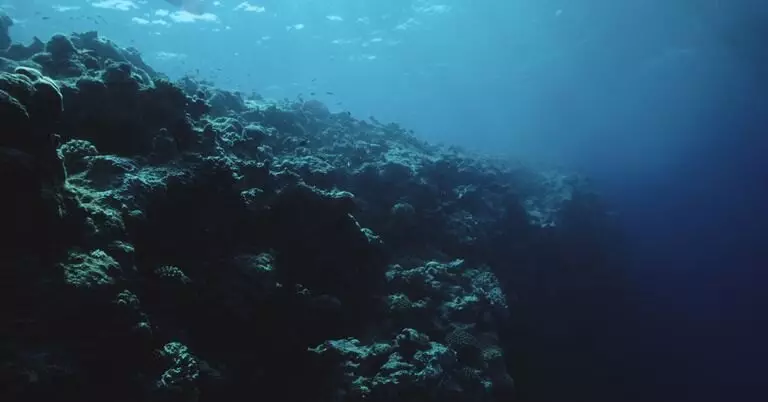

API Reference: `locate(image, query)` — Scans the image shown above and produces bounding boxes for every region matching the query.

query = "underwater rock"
[0,29,629,402]
[0,10,11,51]
[0,67,66,265]
[1,37,45,64]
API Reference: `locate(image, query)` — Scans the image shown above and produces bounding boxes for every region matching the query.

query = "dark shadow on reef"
[0,11,640,402]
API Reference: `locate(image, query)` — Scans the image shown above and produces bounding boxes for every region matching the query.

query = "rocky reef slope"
[0,17,632,402]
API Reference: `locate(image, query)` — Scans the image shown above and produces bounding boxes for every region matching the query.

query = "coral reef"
[0,27,630,402]
[0,11,11,51]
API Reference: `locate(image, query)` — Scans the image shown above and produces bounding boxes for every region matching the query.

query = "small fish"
[325,91,334,95]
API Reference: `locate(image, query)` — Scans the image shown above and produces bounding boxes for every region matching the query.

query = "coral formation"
[0,27,629,402]
[0,11,11,51]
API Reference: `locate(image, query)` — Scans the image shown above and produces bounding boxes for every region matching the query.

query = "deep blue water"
[3,0,767,399]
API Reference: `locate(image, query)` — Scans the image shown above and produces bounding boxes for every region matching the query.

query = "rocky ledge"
[0,16,630,402]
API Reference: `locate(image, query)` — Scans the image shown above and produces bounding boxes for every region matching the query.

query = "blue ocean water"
[3,0,766,399]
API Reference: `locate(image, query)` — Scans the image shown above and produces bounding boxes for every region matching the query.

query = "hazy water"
[3,0,767,399]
